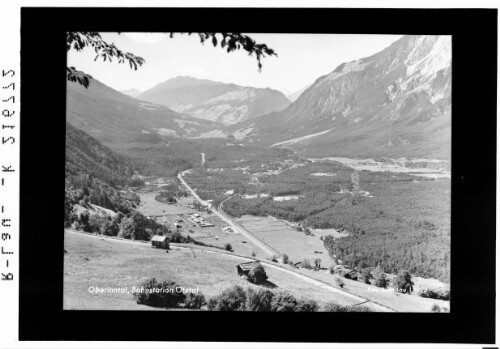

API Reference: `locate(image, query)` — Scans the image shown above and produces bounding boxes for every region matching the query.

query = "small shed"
[151,235,169,249]
[337,268,358,280]
[236,261,262,278]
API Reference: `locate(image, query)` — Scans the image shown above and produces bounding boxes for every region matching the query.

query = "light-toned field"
[136,193,195,216]
[236,215,329,263]
[64,231,362,310]
[179,214,264,258]
[135,193,265,258]
[74,203,117,218]
[310,228,349,239]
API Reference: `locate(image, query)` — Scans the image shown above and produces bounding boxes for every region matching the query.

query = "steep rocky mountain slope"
[229,35,451,160]
[137,76,291,126]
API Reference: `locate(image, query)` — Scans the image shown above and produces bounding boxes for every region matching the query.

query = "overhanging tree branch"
[67,32,277,88]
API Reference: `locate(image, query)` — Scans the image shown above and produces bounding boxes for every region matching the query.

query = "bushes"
[418,287,450,300]
[302,259,313,270]
[296,298,319,312]
[224,243,234,252]
[392,270,414,294]
[282,254,289,264]
[168,232,184,243]
[72,206,165,241]
[133,278,186,308]
[431,304,449,312]
[248,264,268,284]
[373,267,389,288]
[184,292,206,309]
[270,290,299,312]
[323,302,350,312]
[314,258,322,269]
[323,302,373,312]
[168,231,225,251]
[155,191,177,204]
[207,285,247,311]
[336,277,345,288]
[245,287,274,312]
[360,268,372,284]
[133,281,370,312]
[207,286,323,312]
[133,278,207,309]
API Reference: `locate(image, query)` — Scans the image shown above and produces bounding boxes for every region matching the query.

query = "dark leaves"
[67,31,277,89]
[170,32,277,72]
[66,32,146,87]
[66,67,92,89]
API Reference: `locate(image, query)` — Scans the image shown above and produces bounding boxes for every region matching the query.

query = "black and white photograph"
[64,32,451,313]
[10,4,497,346]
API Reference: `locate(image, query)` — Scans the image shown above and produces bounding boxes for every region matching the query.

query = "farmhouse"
[151,235,169,249]
[236,261,263,279]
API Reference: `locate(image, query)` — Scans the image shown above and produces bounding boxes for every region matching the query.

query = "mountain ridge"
[137,76,291,126]
[227,35,451,160]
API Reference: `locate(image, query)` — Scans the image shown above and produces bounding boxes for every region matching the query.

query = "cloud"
[123,33,167,44]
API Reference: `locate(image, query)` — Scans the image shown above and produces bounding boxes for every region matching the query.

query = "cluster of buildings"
[186,213,214,228]
[222,226,234,233]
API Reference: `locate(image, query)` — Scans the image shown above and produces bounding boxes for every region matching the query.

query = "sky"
[68,33,403,95]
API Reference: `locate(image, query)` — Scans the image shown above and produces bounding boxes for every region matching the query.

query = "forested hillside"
[66,122,141,186]
[65,122,143,214]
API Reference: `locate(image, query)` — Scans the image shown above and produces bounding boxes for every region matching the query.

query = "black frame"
[20,7,497,343]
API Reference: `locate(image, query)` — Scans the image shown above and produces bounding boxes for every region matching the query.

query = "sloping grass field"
[64,231,362,310]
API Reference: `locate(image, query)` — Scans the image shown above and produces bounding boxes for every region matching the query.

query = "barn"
[151,235,169,249]
[336,268,358,280]
[236,261,263,279]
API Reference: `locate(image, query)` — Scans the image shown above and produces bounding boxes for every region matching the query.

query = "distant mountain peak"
[119,88,142,98]
[137,77,290,125]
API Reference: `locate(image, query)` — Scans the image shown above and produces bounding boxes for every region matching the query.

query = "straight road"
[177,170,281,258]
